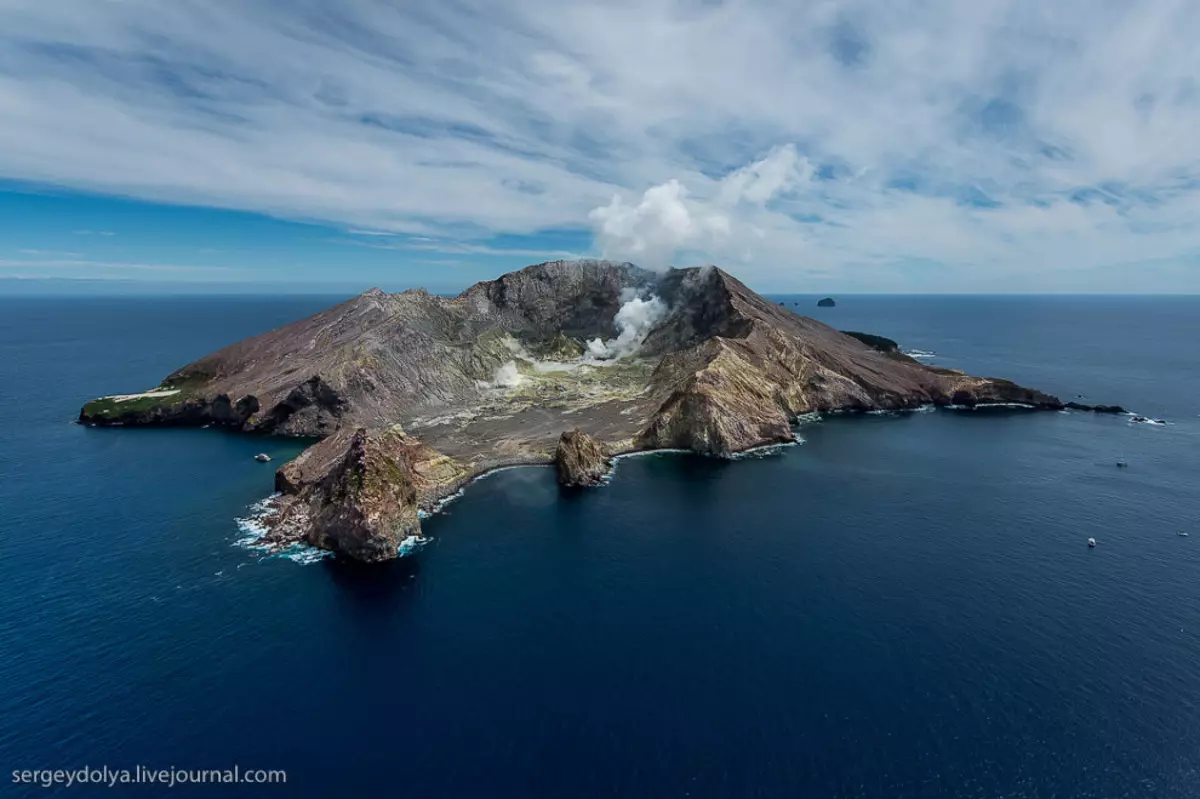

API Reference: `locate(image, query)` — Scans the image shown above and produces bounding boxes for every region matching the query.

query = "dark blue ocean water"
[1,294,1198,798]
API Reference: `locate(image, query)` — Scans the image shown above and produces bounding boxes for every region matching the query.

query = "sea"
[1,293,1197,798]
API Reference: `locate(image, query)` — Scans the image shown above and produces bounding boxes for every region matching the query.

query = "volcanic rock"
[1064,402,1128,414]
[554,429,613,487]
[80,260,1073,561]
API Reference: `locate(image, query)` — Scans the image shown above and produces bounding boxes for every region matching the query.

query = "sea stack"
[284,427,423,562]
[817,297,836,307]
[79,259,1068,562]
[554,429,613,487]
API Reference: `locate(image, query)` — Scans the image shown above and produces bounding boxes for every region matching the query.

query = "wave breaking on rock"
[80,259,1087,563]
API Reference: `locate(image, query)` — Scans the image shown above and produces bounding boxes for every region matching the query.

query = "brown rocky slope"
[555,429,614,487]
[80,260,1071,561]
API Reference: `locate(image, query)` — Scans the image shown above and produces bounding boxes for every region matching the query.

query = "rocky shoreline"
[80,260,1114,563]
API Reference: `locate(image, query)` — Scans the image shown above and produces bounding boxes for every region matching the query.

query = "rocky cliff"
[81,260,1068,561]
[555,430,613,487]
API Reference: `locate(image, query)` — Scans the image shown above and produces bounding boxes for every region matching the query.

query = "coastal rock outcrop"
[817,297,836,307]
[638,339,795,454]
[79,391,260,428]
[554,429,613,487]
[267,425,468,558]
[842,331,901,355]
[80,259,1083,562]
[297,426,421,562]
[255,375,348,435]
[1065,402,1128,414]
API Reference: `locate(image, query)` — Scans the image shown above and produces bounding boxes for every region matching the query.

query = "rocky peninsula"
[81,260,1077,562]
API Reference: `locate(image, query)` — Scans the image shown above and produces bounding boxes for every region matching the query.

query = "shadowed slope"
[79,260,1064,561]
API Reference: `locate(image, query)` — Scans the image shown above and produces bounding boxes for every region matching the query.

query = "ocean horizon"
[3,292,1198,797]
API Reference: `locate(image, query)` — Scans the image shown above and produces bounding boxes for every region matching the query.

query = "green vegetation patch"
[159,370,213,394]
[82,393,179,419]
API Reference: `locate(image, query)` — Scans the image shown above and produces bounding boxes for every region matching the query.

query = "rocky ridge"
[81,260,1077,562]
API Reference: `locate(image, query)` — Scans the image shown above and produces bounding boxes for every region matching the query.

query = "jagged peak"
[456,258,649,298]
[521,258,638,271]
[82,255,1072,563]
[453,260,748,304]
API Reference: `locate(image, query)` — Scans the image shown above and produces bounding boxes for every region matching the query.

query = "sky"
[1,0,1199,294]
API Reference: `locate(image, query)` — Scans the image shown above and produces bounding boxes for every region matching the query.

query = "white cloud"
[591,145,814,270]
[589,180,728,270]
[719,145,813,206]
[1,1,1199,289]
[337,237,582,260]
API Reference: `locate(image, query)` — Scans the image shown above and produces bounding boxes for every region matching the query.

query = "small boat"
[1087,538,1097,548]
[254,453,271,463]
[1116,460,1129,468]
[1178,531,1189,537]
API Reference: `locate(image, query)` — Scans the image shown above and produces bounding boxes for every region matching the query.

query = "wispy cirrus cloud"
[1,1,1199,289]
[19,248,82,257]
[337,237,582,260]
[0,257,230,273]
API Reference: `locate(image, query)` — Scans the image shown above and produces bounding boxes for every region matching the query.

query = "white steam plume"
[490,361,525,388]
[586,291,669,360]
